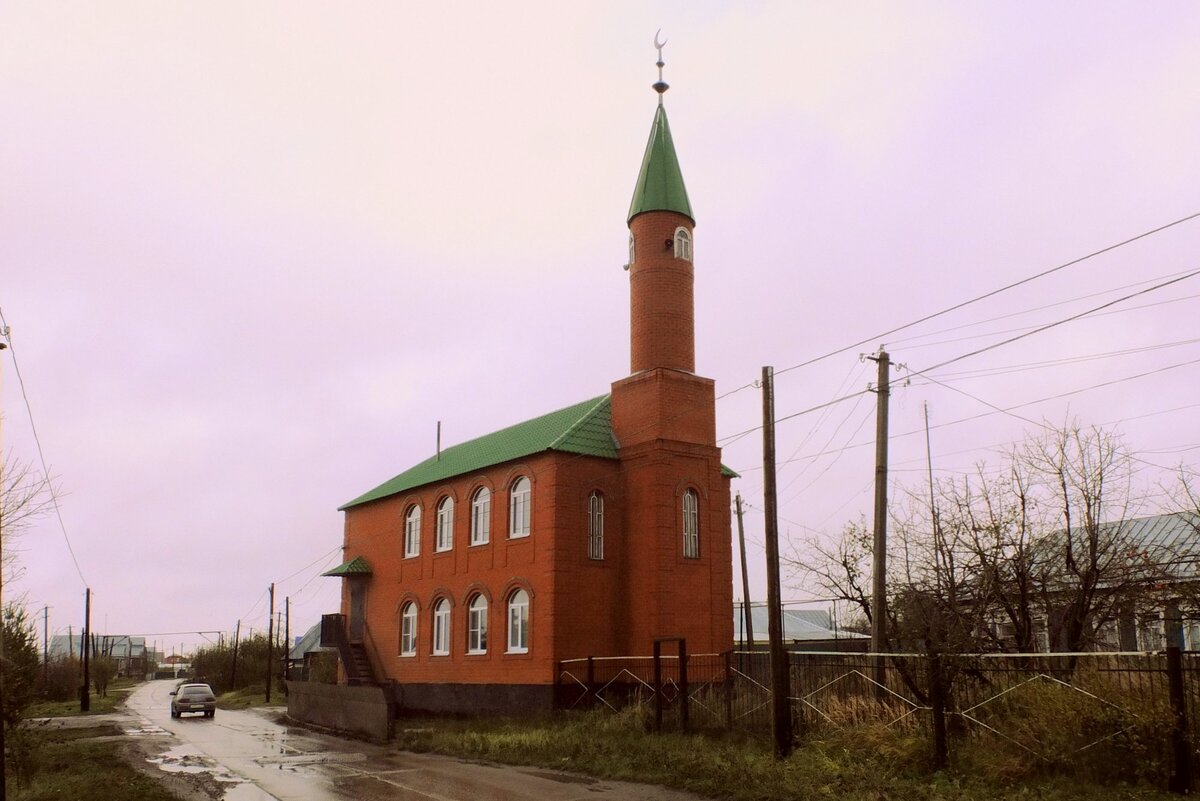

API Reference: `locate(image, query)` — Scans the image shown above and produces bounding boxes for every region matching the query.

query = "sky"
[3,3,1200,655]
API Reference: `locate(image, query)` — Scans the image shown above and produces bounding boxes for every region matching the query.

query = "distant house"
[46,634,149,676]
[287,623,335,681]
[734,603,869,652]
[978,512,1200,653]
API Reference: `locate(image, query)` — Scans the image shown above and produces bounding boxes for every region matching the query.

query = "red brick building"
[325,81,733,712]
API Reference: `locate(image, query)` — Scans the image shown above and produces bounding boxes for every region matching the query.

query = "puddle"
[256,753,367,768]
[148,744,244,784]
[222,783,281,801]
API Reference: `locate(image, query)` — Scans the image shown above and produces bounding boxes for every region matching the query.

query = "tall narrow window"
[435,496,454,552]
[468,595,488,654]
[628,232,635,266]
[507,589,529,653]
[432,599,450,655]
[400,602,417,656]
[471,487,491,545]
[673,227,692,261]
[404,505,421,558]
[510,476,531,538]
[682,489,700,559]
[587,492,604,560]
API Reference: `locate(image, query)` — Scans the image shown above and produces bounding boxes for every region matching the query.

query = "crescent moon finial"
[652,29,669,100]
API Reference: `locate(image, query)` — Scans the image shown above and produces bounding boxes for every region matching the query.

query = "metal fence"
[557,647,1198,790]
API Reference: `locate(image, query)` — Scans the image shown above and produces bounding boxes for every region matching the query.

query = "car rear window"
[180,685,214,698]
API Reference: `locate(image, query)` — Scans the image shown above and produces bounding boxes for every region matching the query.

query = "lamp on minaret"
[625,30,695,375]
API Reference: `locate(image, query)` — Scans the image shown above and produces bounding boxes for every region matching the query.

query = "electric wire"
[902,269,1200,380]
[0,307,89,588]
[770,211,1200,379]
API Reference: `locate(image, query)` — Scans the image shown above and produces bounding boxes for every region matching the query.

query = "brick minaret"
[611,57,732,655]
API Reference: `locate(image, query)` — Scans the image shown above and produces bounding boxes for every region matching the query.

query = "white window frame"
[400,602,417,656]
[683,489,700,559]
[507,589,529,653]
[628,232,635,266]
[673,226,692,261]
[404,505,421,558]
[471,487,491,545]
[435,496,454,552]
[509,477,531,538]
[588,491,604,560]
[432,599,450,656]
[467,595,488,654]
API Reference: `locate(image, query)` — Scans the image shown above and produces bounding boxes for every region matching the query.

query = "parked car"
[169,683,217,718]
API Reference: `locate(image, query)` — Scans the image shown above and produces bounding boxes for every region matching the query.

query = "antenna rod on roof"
[436,421,442,461]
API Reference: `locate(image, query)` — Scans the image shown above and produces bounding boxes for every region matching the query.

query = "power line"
[0,307,89,588]
[903,269,1200,380]
[895,292,1200,353]
[770,211,1200,379]
[886,267,1200,347]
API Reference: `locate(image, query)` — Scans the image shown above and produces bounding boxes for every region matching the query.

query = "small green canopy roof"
[322,556,372,577]
[627,104,693,224]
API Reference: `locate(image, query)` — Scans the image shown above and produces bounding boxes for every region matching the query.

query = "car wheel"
[207,711,215,718]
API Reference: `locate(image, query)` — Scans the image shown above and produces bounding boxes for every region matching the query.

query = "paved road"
[124,680,702,801]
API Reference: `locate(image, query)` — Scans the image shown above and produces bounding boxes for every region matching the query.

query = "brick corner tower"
[611,43,733,655]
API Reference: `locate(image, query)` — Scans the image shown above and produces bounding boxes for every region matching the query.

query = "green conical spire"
[627,104,693,224]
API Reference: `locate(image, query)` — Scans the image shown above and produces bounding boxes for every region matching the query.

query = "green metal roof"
[340,396,618,510]
[627,104,693,224]
[322,556,372,577]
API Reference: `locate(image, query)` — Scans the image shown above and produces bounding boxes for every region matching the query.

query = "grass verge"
[217,683,285,710]
[24,678,137,718]
[4,724,183,801]
[393,707,1176,801]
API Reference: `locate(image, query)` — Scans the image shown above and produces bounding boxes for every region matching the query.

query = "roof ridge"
[548,394,612,451]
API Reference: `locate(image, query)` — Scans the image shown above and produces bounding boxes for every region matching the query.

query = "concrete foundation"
[286,681,392,741]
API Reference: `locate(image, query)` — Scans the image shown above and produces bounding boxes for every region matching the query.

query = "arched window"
[628,232,635,266]
[432,598,450,656]
[673,227,692,261]
[588,491,604,560]
[507,589,529,653]
[399,602,417,656]
[467,594,488,654]
[435,496,454,552]
[404,505,421,558]
[510,476,531,538]
[682,489,700,558]
[471,487,491,545]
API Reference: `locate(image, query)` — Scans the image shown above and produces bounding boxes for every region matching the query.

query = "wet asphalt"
[124,679,702,801]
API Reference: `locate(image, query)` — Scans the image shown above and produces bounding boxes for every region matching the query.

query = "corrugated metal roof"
[340,396,618,510]
[627,104,693,223]
[733,603,868,643]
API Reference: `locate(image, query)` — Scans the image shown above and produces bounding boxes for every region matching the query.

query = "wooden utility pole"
[265,583,275,703]
[229,620,241,690]
[283,596,290,693]
[735,493,754,652]
[1,337,9,801]
[868,350,891,687]
[81,587,91,711]
[761,366,793,757]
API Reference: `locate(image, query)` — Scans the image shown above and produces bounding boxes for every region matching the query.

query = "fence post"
[724,651,734,730]
[1167,645,1193,794]
[929,651,948,770]
[653,640,663,733]
[586,656,595,709]
[680,639,689,733]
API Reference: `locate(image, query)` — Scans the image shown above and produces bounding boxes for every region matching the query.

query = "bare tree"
[1,451,57,580]
[793,422,1163,656]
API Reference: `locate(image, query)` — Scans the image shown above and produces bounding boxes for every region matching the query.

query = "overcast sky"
[3,3,1200,654]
